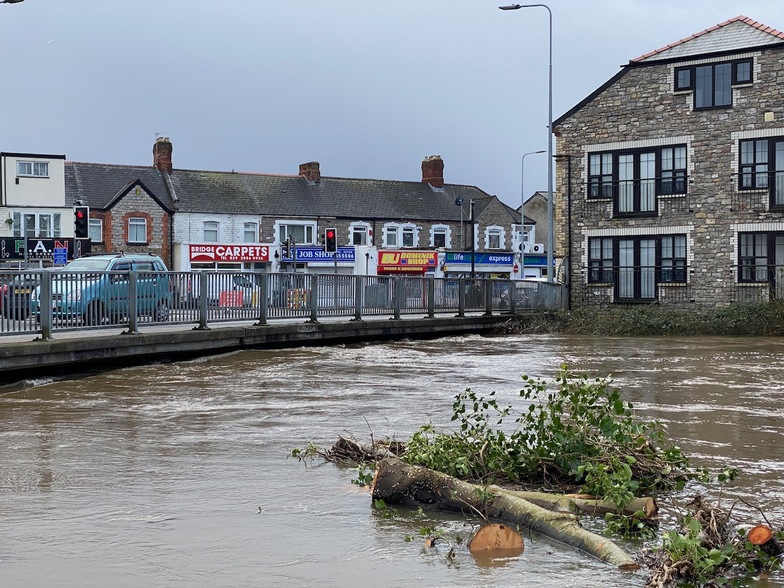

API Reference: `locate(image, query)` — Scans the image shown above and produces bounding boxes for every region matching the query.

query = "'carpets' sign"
[190,244,270,262]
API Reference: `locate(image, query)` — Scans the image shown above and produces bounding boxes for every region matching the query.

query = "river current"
[1,334,783,587]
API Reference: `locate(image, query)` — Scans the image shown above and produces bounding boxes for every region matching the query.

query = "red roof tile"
[631,15,784,63]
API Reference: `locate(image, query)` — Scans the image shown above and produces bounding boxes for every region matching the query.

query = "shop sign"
[294,246,355,263]
[189,243,270,262]
[523,255,547,266]
[445,252,513,265]
[0,237,90,261]
[378,250,437,272]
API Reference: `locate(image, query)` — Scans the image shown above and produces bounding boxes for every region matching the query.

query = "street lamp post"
[499,3,554,283]
[520,150,545,278]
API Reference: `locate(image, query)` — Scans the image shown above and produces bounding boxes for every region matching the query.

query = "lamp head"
[498,4,522,9]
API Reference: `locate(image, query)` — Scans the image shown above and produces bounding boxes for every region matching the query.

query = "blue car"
[31,254,172,325]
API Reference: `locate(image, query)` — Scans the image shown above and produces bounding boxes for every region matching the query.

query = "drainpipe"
[162,169,179,270]
[567,154,573,310]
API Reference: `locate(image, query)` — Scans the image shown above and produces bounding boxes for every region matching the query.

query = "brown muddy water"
[1,334,783,587]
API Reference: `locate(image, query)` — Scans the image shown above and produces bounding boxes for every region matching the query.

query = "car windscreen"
[63,258,112,272]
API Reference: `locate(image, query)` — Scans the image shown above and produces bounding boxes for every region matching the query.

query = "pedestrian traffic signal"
[281,239,289,259]
[324,227,337,253]
[74,206,89,239]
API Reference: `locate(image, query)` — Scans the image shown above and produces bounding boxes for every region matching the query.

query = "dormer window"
[674,58,753,109]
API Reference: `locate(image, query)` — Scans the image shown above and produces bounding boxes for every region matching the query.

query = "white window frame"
[430,224,451,249]
[88,218,103,242]
[485,225,506,250]
[16,161,49,178]
[202,221,219,242]
[274,220,317,245]
[349,221,371,246]
[243,222,258,243]
[382,222,418,248]
[382,223,399,248]
[128,217,147,243]
[401,225,417,248]
[13,212,61,238]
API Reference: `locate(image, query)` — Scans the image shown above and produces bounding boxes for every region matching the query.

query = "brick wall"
[109,187,171,264]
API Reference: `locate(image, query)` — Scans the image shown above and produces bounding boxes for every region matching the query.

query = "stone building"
[553,15,784,309]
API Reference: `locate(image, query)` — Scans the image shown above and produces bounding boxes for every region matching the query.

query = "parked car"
[1,273,41,320]
[30,254,172,325]
[189,272,263,308]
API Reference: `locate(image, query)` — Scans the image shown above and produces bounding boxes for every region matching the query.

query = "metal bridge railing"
[0,270,565,339]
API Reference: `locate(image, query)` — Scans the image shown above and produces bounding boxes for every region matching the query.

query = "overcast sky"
[3,0,784,209]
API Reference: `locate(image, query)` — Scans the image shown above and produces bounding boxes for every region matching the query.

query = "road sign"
[53,247,68,265]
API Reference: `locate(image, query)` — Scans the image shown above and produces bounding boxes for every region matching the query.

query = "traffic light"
[324,227,337,253]
[74,206,89,239]
[281,239,289,259]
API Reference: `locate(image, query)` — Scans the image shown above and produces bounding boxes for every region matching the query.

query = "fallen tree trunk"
[492,487,658,519]
[372,457,639,571]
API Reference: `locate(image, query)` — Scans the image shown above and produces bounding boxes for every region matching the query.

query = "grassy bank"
[501,302,784,337]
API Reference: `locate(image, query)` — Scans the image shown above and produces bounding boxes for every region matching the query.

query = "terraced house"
[554,16,784,309]
[65,138,530,279]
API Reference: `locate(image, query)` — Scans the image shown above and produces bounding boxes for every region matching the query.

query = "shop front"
[0,237,91,269]
[442,252,515,279]
[180,243,271,272]
[376,250,438,276]
[292,246,356,275]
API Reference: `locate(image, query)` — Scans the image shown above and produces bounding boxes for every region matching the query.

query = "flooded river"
[1,334,784,587]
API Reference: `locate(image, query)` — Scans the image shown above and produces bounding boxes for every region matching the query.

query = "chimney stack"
[153,137,173,174]
[421,155,444,189]
[299,161,321,185]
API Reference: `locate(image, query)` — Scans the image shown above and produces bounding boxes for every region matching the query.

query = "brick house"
[554,15,784,309]
[65,142,176,264]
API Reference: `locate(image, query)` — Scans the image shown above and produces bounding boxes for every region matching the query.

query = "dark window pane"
[715,63,732,106]
[675,68,691,90]
[695,65,712,108]
[735,60,752,83]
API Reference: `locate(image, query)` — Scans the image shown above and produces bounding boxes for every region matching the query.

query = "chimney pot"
[421,155,444,189]
[153,137,173,174]
[299,161,321,185]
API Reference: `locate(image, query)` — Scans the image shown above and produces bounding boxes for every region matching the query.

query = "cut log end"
[749,524,774,545]
[469,523,524,554]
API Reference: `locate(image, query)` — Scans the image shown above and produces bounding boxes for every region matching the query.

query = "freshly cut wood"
[748,524,774,545]
[371,457,639,571]
[468,523,524,554]
[327,436,402,463]
[492,487,658,519]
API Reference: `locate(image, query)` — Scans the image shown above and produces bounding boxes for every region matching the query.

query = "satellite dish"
[455,197,464,206]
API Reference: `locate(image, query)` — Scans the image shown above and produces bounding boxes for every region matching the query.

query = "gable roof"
[66,162,493,223]
[66,162,175,211]
[471,195,522,225]
[632,16,784,63]
[554,16,784,128]
[104,178,173,212]
[169,169,490,221]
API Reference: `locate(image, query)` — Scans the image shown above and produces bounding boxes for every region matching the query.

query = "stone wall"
[554,46,784,309]
[109,187,171,265]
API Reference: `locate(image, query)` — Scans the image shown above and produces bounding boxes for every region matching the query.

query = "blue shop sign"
[294,246,356,263]
[445,252,513,265]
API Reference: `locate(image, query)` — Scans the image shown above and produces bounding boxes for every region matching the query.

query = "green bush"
[403,365,695,506]
[506,302,784,336]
